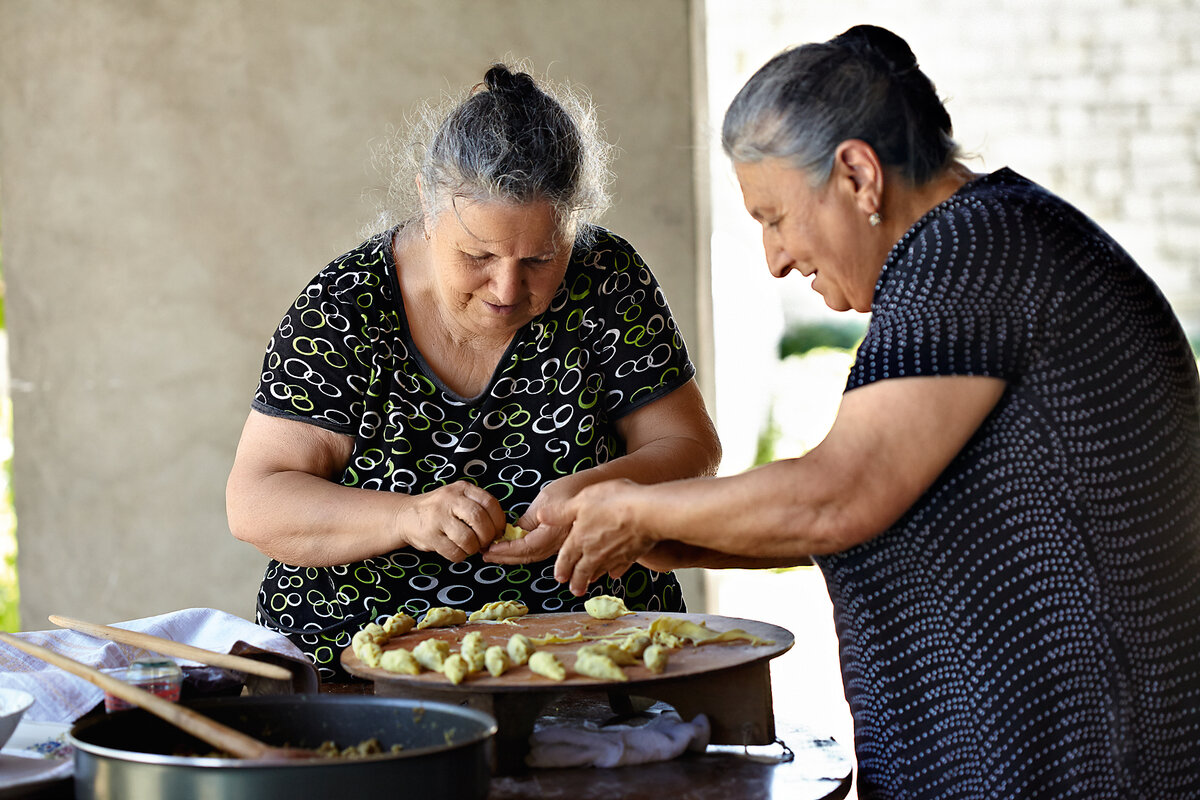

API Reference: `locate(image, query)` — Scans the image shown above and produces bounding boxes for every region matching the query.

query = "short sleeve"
[577,230,696,418]
[848,198,1055,391]
[252,241,393,434]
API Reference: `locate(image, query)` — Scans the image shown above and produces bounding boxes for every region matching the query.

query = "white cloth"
[0,607,315,723]
[526,711,711,768]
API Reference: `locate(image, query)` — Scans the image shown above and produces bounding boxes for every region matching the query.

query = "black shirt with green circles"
[250,226,695,679]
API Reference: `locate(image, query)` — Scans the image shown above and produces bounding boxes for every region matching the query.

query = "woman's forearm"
[638,540,812,571]
[628,458,864,560]
[227,467,412,566]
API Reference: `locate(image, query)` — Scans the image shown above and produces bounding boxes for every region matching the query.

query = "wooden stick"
[0,631,312,760]
[48,615,292,682]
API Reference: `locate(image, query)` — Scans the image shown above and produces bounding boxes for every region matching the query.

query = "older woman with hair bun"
[550,26,1200,798]
[226,63,721,680]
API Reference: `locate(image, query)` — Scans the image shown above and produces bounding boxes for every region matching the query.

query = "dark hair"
[370,62,612,244]
[721,25,958,186]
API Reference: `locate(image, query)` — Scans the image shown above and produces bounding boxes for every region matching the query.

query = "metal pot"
[69,695,496,799]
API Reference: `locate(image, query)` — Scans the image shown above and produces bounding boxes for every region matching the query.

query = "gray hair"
[722,25,959,187]
[368,62,613,246]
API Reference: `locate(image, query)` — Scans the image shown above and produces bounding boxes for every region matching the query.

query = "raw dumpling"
[460,632,487,673]
[380,647,421,675]
[417,607,468,630]
[412,638,451,672]
[359,622,386,643]
[506,634,534,666]
[618,631,652,659]
[575,646,627,682]
[584,595,633,620]
[468,600,529,623]
[484,645,511,677]
[443,654,469,685]
[357,640,383,668]
[528,651,566,681]
[649,616,772,647]
[580,642,638,666]
[643,644,670,674]
[382,612,416,637]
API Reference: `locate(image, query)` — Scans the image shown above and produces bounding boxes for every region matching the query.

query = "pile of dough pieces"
[350,595,768,686]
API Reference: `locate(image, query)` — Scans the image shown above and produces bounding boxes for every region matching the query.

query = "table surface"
[30,681,853,800]
[326,681,854,800]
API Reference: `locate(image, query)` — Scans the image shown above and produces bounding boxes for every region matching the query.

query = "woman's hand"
[402,481,506,562]
[483,473,586,564]
[547,479,657,596]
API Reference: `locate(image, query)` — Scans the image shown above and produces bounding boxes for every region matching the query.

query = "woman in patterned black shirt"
[552,26,1200,800]
[226,63,720,679]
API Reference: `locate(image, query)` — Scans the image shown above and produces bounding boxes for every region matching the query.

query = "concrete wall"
[0,0,710,626]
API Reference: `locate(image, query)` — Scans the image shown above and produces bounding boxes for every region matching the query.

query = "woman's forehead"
[437,198,566,249]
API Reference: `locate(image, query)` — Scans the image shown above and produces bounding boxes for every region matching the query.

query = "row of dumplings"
[350,599,670,684]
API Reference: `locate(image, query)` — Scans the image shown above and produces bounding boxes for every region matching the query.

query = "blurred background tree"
[0,207,16,633]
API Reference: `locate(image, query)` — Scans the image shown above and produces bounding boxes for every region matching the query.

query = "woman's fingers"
[484,524,567,564]
[553,533,583,590]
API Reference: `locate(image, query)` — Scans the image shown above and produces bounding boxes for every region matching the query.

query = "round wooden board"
[341,612,794,691]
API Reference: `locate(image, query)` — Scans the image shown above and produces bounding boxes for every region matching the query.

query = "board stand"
[371,656,778,774]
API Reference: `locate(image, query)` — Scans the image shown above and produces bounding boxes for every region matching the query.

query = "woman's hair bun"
[834,24,918,75]
[484,64,537,98]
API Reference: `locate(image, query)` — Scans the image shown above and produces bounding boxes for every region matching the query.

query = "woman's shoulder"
[571,226,645,268]
[305,230,398,302]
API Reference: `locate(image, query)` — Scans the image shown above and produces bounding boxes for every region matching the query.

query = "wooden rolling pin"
[48,615,292,681]
[0,632,313,760]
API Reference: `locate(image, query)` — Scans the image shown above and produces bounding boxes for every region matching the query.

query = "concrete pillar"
[0,0,711,625]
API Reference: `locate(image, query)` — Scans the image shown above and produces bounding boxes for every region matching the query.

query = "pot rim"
[68,695,498,769]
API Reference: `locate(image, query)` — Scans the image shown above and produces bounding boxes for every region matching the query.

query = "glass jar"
[103,659,183,712]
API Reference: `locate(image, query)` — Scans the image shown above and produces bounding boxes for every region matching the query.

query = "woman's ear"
[832,139,885,218]
[416,176,433,240]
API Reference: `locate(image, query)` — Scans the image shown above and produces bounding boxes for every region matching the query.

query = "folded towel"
[0,607,317,723]
[526,711,711,768]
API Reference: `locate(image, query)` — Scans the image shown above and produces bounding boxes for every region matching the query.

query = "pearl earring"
[868,212,882,227]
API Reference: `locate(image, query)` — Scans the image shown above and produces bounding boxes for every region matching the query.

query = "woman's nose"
[765,236,793,278]
[491,261,524,303]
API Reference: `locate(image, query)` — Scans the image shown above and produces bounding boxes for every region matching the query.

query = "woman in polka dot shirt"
[552,25,1200,800]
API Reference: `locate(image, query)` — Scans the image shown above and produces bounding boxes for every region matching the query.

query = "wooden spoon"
[47,615,293,682]
[0,632,315,761]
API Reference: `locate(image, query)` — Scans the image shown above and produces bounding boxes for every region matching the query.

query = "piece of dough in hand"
[500,523,528,541]
[584,595,633,620]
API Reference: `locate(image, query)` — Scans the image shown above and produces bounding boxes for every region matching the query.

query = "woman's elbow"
[225,472,266,548]
[697,430,722,477]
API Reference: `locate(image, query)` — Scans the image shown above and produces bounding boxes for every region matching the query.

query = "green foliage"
[752,404,780,467]
[0,209,13,631]
[0,559,17,632]
[778,321,867,359]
